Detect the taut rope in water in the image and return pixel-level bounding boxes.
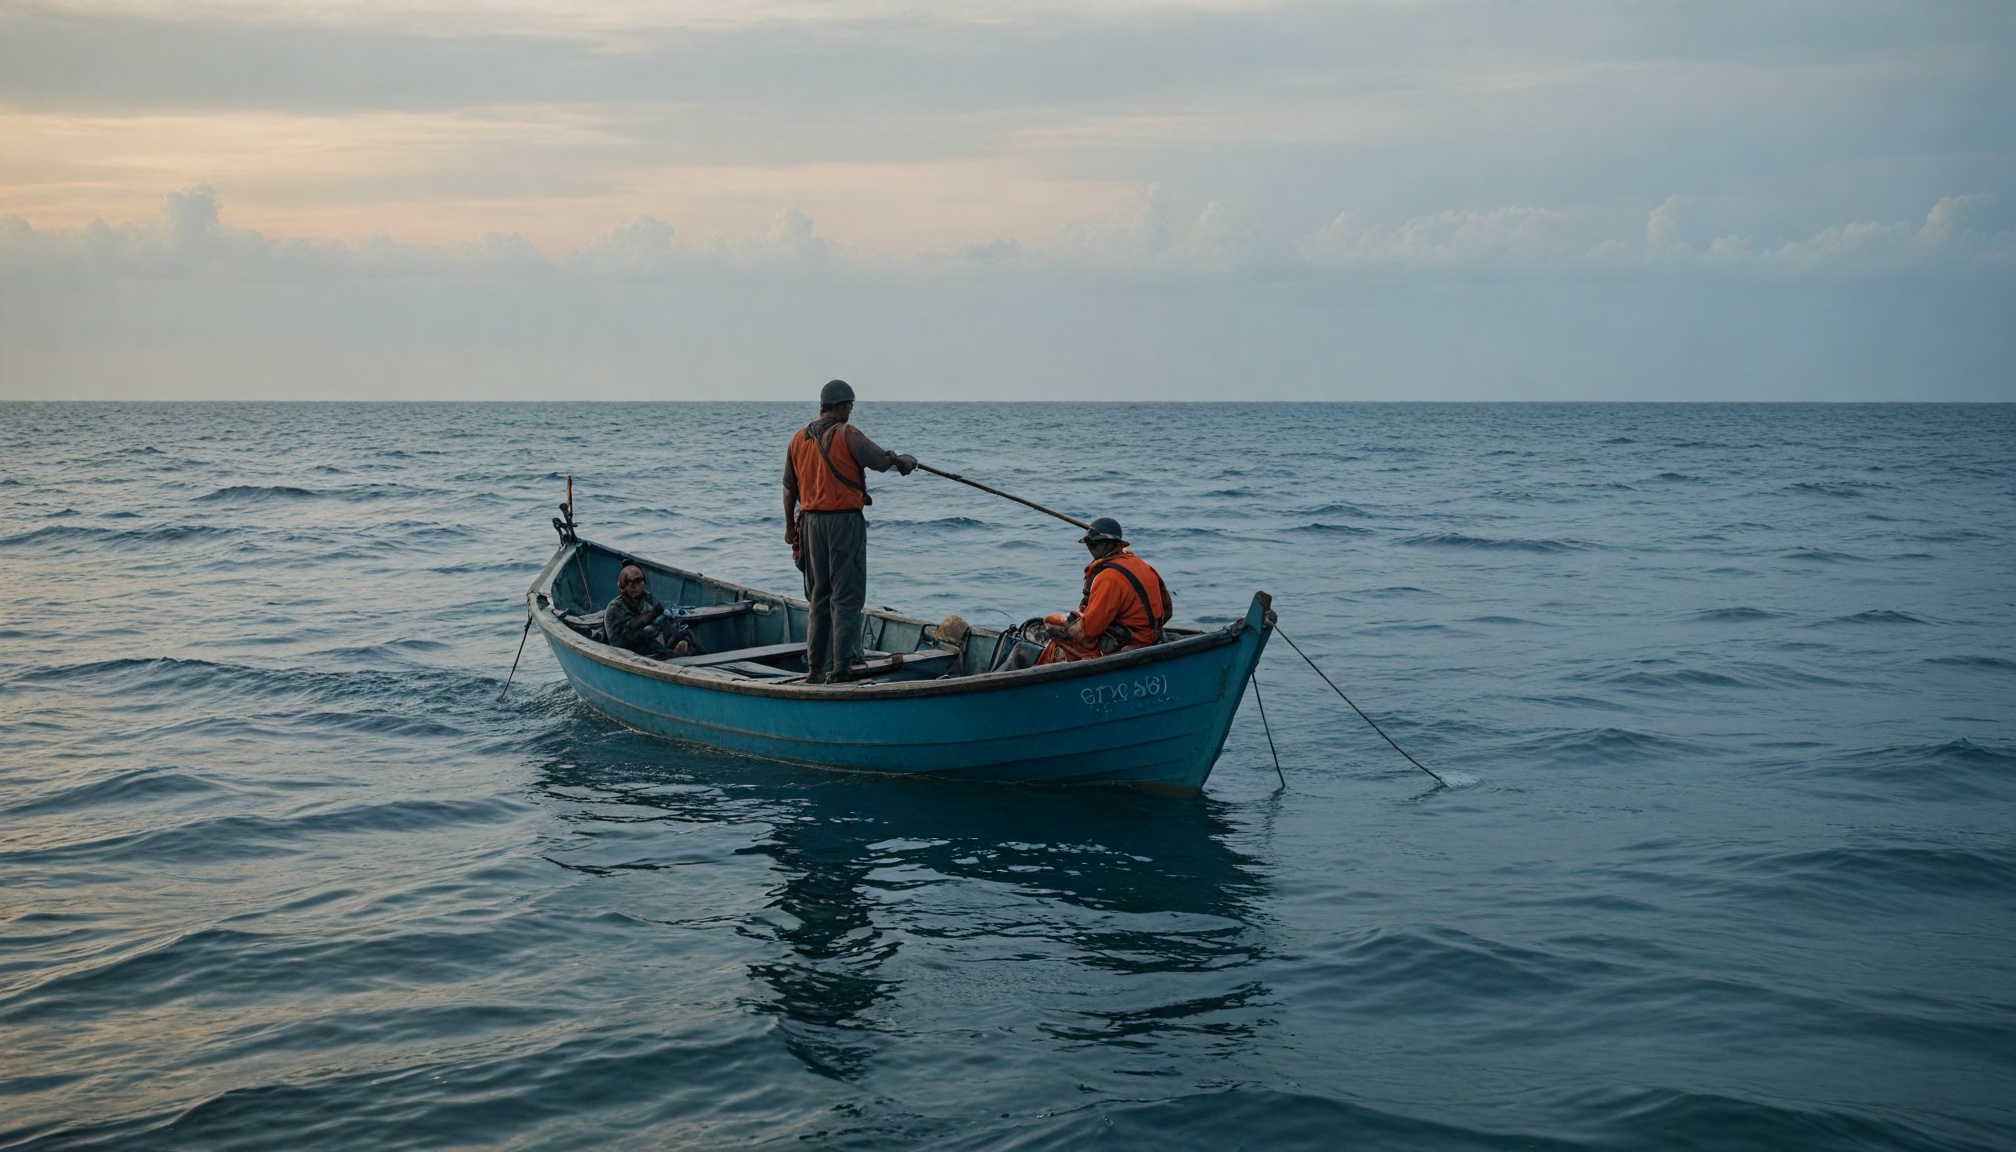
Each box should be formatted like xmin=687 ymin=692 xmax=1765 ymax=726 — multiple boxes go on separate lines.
xmin=1276 ymin=627 xmax=1445 ymax=788
xmin=499 ymin=612 xmax=533 ymax=701
xmin=1250 ymin=672 xmax=1285 ymax=789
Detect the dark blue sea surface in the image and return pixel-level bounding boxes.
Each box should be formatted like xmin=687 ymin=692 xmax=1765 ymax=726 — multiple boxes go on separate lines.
xmin=1 ymin=402 xmax=2012 ymax=1151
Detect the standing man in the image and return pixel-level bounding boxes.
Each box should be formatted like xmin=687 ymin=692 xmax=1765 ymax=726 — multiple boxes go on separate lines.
xmin=783 ymin=380 xmax=917 ymax=683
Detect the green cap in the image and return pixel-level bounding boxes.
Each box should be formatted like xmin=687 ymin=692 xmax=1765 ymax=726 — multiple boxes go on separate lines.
xmin=820 ymin=379 xmax=856 ymax=407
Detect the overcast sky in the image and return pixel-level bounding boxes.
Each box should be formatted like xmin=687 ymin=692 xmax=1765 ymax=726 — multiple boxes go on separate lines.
xmin=2 ymin=0 xmax=2011 ymax=400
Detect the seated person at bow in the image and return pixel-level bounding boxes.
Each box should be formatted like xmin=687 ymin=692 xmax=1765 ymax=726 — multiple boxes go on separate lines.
xmin=603 ymin=563 xmax=703 ymax=658
xmin=1036 ymin=517 xmax=1173 ymax=665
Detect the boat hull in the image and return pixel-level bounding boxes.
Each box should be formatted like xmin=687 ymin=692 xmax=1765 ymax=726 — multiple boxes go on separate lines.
xmin=529 ymin=543 xmax=1271 ymax=795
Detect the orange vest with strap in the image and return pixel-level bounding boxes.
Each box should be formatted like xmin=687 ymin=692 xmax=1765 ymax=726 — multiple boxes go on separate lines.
xmin=788 ymin=420 xmax=870 ymax=512
xmin=1078 ymin=550 xmax=1172 ymax=648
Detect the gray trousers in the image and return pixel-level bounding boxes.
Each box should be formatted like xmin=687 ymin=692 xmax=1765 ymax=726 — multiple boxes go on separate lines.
xmin=801 ymin=510 xmax=868 ymax=676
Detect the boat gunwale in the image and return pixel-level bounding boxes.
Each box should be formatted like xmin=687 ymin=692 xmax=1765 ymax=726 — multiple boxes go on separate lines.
xmin=526 ymin=541 xmax=1253 ymax=702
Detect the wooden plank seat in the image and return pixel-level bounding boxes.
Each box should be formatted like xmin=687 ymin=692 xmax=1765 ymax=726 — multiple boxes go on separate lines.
xmin=657 ymin=642 xmax=961 ymax=681
xmin=862 ymin=648 xmax=957 ymax=672
xmin=843 ymin=648 xmax=961 ymax=682
xmin=712 ymin=661 xmax=804 ymax=680
xmin=669 ymin=601 xmax=759 ymax=623
xmin=660 ymin=641 xmax=808 ymax=668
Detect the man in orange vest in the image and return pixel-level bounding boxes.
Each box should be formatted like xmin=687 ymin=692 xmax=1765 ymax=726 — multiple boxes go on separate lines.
xmin=1037 ymin=517 xmax=1173 ymax=665
xmin=783 ymin=379 xmax=917 ymax=683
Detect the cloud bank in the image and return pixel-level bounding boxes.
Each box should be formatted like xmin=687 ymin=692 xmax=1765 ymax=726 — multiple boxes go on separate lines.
xmin=1 ymin=0 xmax=2012 ymax=399
xmin=8 ymin=185 xmax=2009 ymax=281
xmin=4 ymin=186 xmax=2011 ymax=402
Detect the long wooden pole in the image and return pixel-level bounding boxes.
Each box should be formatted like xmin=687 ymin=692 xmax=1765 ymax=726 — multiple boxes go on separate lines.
xmin=914 ymin=462 xmax=1091 ymax=531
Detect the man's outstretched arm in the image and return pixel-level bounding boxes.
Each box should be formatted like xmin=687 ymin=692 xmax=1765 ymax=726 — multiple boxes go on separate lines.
xmin=846 ymin=426 xmax=916 ymax=475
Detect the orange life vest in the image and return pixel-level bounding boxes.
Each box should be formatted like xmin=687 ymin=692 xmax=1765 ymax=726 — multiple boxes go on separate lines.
xmin=1078 ymin=550 xmax=1171 ymax=649
xmin=788 ymin=420 xmax=870 ymax=512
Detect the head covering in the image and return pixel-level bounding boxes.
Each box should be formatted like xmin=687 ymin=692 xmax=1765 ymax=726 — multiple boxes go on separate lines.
xmin=1079 ymin=516 xmax=1127 ymax=545
xmin=819 ymin=379 xmax=856 ymax=407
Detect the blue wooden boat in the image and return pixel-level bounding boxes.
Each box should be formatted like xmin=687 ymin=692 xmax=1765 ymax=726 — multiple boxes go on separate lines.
xmin=527 ymin=537 xmax=1274 ymax=795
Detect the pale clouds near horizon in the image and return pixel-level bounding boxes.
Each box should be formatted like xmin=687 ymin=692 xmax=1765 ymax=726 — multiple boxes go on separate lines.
xmin=1 ymin=0 xmax=2012 ymax=399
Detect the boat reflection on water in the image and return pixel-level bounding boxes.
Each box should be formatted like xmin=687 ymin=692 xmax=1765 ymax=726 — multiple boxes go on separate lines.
xmin=531 ymin=717 xmax=1273 ymax=1082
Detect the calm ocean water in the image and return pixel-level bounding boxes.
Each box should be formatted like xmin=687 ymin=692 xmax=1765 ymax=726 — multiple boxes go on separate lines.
xmin=1 ymin=402 xmax=2012 ymax=1151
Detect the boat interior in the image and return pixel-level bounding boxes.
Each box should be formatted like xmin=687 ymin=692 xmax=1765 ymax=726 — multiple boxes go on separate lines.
xmin=541 ymin=540 xmax=1201 ymax=686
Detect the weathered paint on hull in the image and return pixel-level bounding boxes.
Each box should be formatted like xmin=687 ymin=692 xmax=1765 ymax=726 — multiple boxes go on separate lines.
xmin=540 ymin=596 xmax=1270 ymax=795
